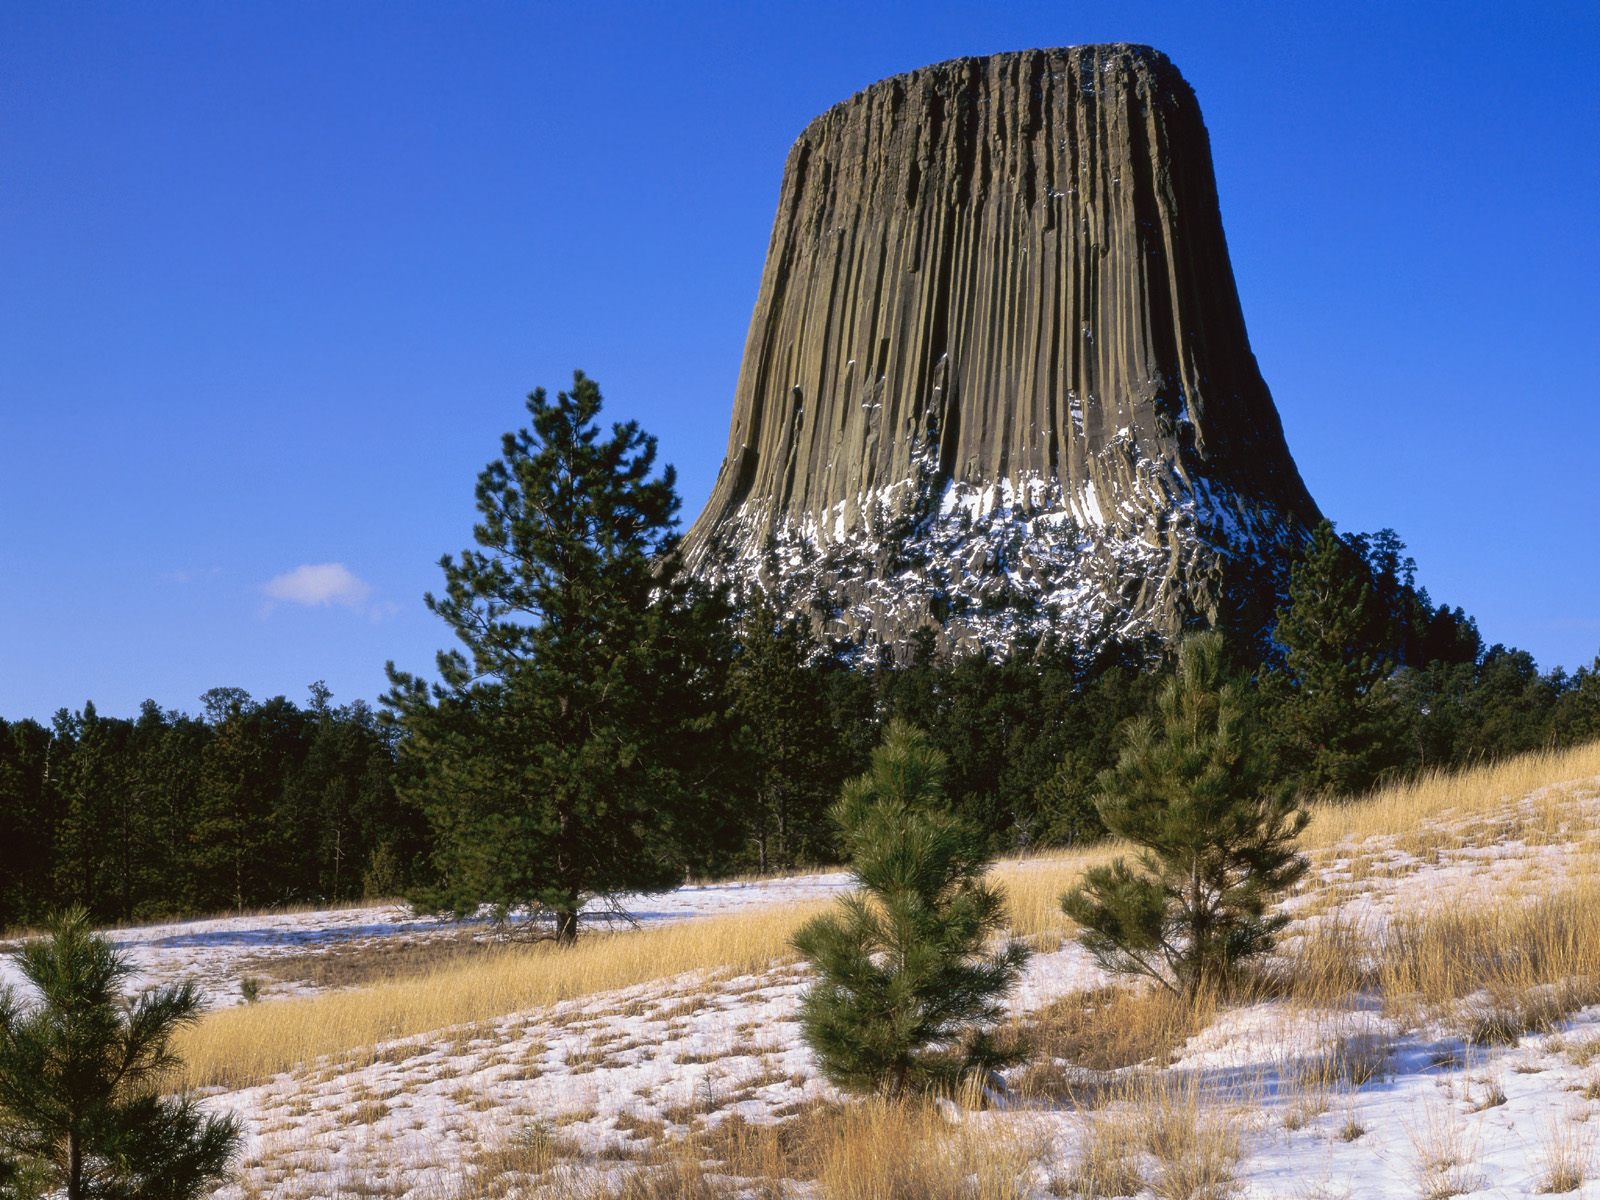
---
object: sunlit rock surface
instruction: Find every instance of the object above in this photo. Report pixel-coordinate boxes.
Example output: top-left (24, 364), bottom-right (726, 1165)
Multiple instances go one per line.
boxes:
top-left (685, 44), bottom-right (1322, 659)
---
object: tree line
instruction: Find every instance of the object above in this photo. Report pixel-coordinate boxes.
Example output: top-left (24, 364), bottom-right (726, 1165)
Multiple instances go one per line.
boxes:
top-left (0, 688), bottom-right (426, 929)
top-left (3, 372), bottom-right (1598, 933)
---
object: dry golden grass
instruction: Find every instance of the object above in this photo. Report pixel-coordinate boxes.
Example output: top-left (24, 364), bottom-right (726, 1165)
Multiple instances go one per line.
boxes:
top-left (1055, 1076), bottom-right (1243, 1200)
top-left (1277, 1031), bottom-right (1391, 1133)
top-left (177, 846), bottom-right (1098, 1090)
top-left (1261, 860), bottom-right (1600, 1056)
top-left (458, 1122), bottom-right (586, 1198)
top-left (1020, 985), bottom-right (1217, 1076)
top-left (185, 739), bottom-right (1600, 1097)
top-left (1012, 740), bottom-right (1600, 984)
top-left (178, 902), bottom-right (829, 1088)
top-left (1265, 915), bottom-right (1379, 1009)
top-left (1302, 740), bottom-right (1600, 856)
top-left (443, 1152), bottom-right (724, 1200)
top-left (991, 846), bottom-right (1118, 941)
top-left (1131, 1078), bottom-right (1244, 1200)
top-left (811, 1099), bottom-right (1040, 1200)
top-left (1536, 1115), bottom-right (1593, 1194)
top-left (684, 1103), bottom-right (840, 1183)
top-left (444, 1099), bottom-right (1046, 1200)
top-left (1056, 1111), bottom-right (1145, 1198)
top-left (1407, 1101), bottom-right (1481, 1200)
top-left (1303, 1033), bottom-right (1392, 1088)
top-left (1377, 877), bottom-right (1600, 1042)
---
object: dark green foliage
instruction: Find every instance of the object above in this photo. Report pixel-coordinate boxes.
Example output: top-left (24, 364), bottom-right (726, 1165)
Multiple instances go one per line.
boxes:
top-left (191, 696), bottom-right (287, 913)
top-left (1028, 650), bottom-right (1169, 846)
top-left (1264, 522), bottom-right (1489, 796)
top-left (1266, 521), bottom-right (1401, 794)
top-left (1, 498), bottom-right (1594, 935)
top-left (386, 372), bottom-right (735, 941)
top-left (727, 590), bottom-right (858, 871)
top-left (0, 718), bottom-right (57, 930)
top-left (1284, 519), bottom-right (1590, 778)
top-left (792, 721), bottom-right (1029, 1098)
top-left (1556, 656), bottom-right (1600, 745)
top-left (49, 705), bottom-right (129, 920)
top-left (1346, 528), bottom-right (1481, 671)
top-left (1062, 633), bottom-right (1308, 997)
top-left (0, 910), bottom-right (240, 1200)
top-left (874, 640), bottom-right (1165, 851)
top-left (1391, 645), bottom-right (1575, 769)
top-left (0, 688), bottom-right (418, 929)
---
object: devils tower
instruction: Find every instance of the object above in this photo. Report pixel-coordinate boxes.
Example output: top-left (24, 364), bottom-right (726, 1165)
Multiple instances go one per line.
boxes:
top-left (685, 44), bottom-right (1323, 658)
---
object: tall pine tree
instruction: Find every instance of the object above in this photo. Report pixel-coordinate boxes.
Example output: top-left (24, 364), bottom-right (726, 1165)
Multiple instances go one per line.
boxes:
top-left (386, 372), bottom-right (732, 943)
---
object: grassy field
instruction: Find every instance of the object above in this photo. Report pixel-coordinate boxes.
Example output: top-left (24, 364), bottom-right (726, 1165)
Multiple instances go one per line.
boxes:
top-left (180, 902), bottom-right (832, 1088)
top-left (180, 740), bottom-right (1600, 1092)
top-left (1301, 740), bottom-right (1600, 854)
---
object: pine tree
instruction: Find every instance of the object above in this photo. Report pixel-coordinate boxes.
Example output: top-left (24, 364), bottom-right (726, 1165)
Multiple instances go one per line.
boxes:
top-left (49, 705), bottom-right (119, 917)
top-left (792, 721), bottom-right (1029, 1099)
top-left (0, 909), bottom-right (240, 1199)
top-left (727, 590), bottom-right (849, 872)
top-left (192, 696), bottom-right (286, 913)
top-left (1556, 654), bottom-right (1600, 745)
top-left (0, 718), bottom-right (56, 929)
top-left (1061, 633), bottom-right (1308, 997)
top-left (1268, 521), bottom-right (1399, 794)
top-left (386, 371), bottom-right (734, 943)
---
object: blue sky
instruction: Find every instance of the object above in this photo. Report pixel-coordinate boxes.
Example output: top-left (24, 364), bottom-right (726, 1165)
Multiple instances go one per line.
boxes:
top-left (3, 2), bottom-right (1597, 721)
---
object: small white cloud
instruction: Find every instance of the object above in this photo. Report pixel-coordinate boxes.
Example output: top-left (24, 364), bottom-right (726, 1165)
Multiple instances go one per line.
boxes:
top-left (262, 563), bottom-right (373, 610)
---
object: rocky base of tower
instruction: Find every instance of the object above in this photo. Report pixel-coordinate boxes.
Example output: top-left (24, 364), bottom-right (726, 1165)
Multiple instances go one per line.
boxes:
top-left (691, 443), bottom-right (1309, 662)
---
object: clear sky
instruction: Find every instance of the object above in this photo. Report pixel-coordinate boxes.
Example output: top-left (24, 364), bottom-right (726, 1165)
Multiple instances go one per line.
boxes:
top-left (3, 2), bottom-right (1597, 722)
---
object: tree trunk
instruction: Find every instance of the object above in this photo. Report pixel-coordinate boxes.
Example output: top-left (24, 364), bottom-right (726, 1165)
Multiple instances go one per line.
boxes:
top-left (776, 793), bottom-right (788, 871)
top-left (332, 824), bottom-right (343, 899)
top-left (68, 1129), bottom-right (83, 1200)
top-left (555, 907), bottom-right (579, 945)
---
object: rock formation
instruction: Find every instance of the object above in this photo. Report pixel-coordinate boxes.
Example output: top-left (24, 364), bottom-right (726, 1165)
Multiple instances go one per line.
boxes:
top-left (684, 43), bottom-right (1323, 659)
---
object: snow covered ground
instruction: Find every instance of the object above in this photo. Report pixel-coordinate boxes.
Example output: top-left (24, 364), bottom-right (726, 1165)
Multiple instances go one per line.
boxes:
top-left (0, 871), bottom-right (853, 1008)
top-left (7, 771), bottom-right (1600, 1198)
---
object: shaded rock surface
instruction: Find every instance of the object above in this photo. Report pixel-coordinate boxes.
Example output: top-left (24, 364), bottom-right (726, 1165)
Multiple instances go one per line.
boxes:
top-left (685, 44), bottom-right (1323, 659)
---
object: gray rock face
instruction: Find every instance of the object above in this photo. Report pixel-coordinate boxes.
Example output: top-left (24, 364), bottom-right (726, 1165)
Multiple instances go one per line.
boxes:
top-left (685, 44), bottom-right (1323, 659)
